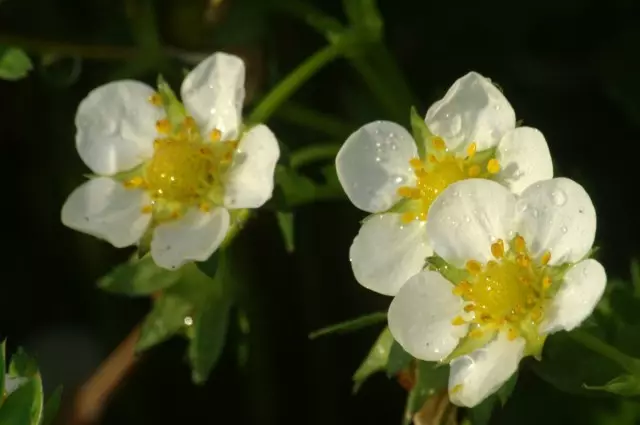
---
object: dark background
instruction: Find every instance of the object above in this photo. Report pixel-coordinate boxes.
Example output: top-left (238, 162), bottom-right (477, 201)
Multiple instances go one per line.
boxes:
top-left (1, 0), bottom-right (639, 424)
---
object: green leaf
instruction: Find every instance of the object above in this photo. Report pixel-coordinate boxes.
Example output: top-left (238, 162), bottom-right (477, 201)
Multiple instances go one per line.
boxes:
top-left (352, 327), bottom-right (393, 393)
top-left (41, 386), bottom-right (63, 425)
top-left (631, 259), bottom-right (640, 297)
top-left (188, 254), bottom-right (233, 384)
top-left (468, 395), bottom-right (497, 425)
top-left (386, 340), bottom-right (412, 377)
top-left (0, 47), bottom-right (33, 81)
top-left (409, 106), bottom-right (433, 158)
top-left (342, 0), bottom-right (383, 43)
top-left (276, 211), bottom-right (295, 253)
top-left (157, 74), bottom-right (187, 127)
top-left (585, 374), bottom-right (640, 396)
top-left (497, 372), bottom-right (518, 406)
top-left (136, 292), bottom-right (193, 352)
top-left (308, 311), bottom-right (386, 340)
top-left (98, 255), bottom-right (183, 296)
top-left (406, 361), bottom-right (449, 416)
top-left (0, 340), bottom-right (5, 407)
top-left (8, 349), bottom-right (38, 378)
top-left (0, 379), bottom-right (38, 425)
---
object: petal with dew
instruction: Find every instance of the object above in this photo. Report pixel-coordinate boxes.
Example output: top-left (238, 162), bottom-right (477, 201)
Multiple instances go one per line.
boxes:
top-left (350, 213), bottom-right (432, 296)
top-left (336, 120), bottom-right (417, 213)
top-left (515, 178), bottom-right (596, 265)
top-left (540, 259), bottom-right (606, 334)
top-left (448, 332), bottom-right (525, 407)
top-left (426, 179), bottom-right (516, 267)
top-left (61, 177), bottom-right (151, 248)
top-left (425, 72), bottom-right (515, 152)
top-left (75, 81), bottom-right (162, 175)
top-left (223, 124), bottom-right (280, 209)
top-left (151, 207), bottom-right (230, 270)
top-left (388, 270), bottom-right (467, 361)
top-left (181, 52), bottom-right (245, 141)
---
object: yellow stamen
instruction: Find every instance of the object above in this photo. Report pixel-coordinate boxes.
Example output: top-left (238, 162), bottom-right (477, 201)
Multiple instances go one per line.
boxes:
top-left (516, 254), bottom-right (530, 268)
top-left (542, 276), bottom-right (552, 289)
top-left (199, 203), bottom-right (211, 212)
top-left (466, 142), bottom-right (477, 158)
top-left (432, 137), bottom-right (446, 151)
top-left (156, 118), bottom-right (171, 134)
top-left (453, 281), bottom-right (471, 296)
top-left (466, 260), bottom-right (482, 275)
top-left (507, 328), bottom-right (519, 341)
top-left (428, 154), bottom-right (438, 164)
top-left (469, 329), bottom-right (484, 339)
top-left (467, 165), bottom-right (481, 177)
top-left (451, 316), bottom-right (466, 326)
top-left (464, 304), bottom-right (475, 313)
top-left (531, 308), bottom-right (543, 322)
top-left (487, 159), bottom-right (500, 174)
top-left (183, 116), bottom-right (197, 129)
top-left (541, 251), bottom-right (551, 266)
top-left (148, 93), bottom-right (162, 106)
top-left (141, 205), bottom-right (153, 214)
top-left (491, 239), bottom-right (505, 259)
top-left (209, 129), bottom-right (222, 142)
top-left (124, 176), bottom-right (144, 189)
top-left (401, 211), bottom-right (417, 224)
top-left (514, 235), bottom-right (526, 253)
top-left (409, 158), bottom-right (423, 169)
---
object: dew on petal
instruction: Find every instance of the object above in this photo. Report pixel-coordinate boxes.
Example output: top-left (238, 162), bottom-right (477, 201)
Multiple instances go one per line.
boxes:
top-left (551, 189), bottom-right (567, 206)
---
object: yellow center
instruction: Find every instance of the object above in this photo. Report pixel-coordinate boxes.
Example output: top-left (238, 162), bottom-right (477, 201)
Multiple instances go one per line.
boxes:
top-left (451, 236), bottom-right (552, 341)
top-left (396, 137), bottom-right (501, 223)
top-left (122, 108), bottom-right (237, 221)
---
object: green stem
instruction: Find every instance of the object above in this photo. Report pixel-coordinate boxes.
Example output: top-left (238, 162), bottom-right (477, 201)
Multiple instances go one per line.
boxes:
top-left (290, 143), bottom-right (341, 170)
top-left (248, 43), bottom-right (343, 125)
top-left (274, 102), bottom-right (354, 138)
top-left (569, 330), bottom-right (640, 374)
top-left (308, 311), bottom-right (386, 340)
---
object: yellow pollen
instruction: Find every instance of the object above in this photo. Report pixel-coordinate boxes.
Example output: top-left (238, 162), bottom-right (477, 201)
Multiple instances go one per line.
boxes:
top-left (148, 93), bottom-right (162, 106)
top-left (209, 129), bottom-right (222, 142)
top-left (491, 239), bottom-right (505, 259)
top-left (531, 308), bottom-right (543, 322)
top-left (466, 260), bottom-right (483, 275)
top-left (467, 165), bottom-right (481, 177)
top-left (487, 159), bottom-right (500, 174)
top-left (124, 176), bottom-right (145, 189)
top-left (397, 186), bottom-right (420, 199)
top-left (453, 281), bottom-right (472, 296)
top-left (451, 316), bottom-right (466, 326)
top-left (409, 158), bottom-right (423, 169)
top-left (507, 328), bottom-right (519, 341)
top-left (156, 118), bottom-right (171, 134)
top-left (170, 211), bottom-right (181, 219)
top-left (541, 251), bottom-right (551, 265)
top-left (514, 235), bottom-right (526, 253)
top-left (469, 329), bottom-right (484, 339)
top-left (183, 116), bottom-right (197, 129)
top-left (451, 384), bottom-right (463, 394)
top-left (542, 276), bottom-right (552, 289)
top-left (401, 211), bottom-right (417, 224)
top-left (516, 254), bottom-right (531, 268)
top-left (464, 304), bottom-right (475, 313)
top-left (141, 205), bottom-right (153, 214)
top-left (428, 154), bottom-right (438, 164)
top-left (466, 142), bottom-right (477, 158)
top-left (432, 137), bottom-right (446, 151)
top-left (145, 138), bottom-right (215, 203)
top-left (199, 202), bottom-right (211, 212)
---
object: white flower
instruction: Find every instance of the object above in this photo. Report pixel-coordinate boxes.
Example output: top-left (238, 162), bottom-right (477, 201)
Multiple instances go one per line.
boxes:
top-left (388, 178), bottom-right (606, 407)
top-left (4, 375), bottom-right (27, 394)
top-left (336, 72), bottom-right (553, 296)
top-left (61, 52), bottom-right (280, 270)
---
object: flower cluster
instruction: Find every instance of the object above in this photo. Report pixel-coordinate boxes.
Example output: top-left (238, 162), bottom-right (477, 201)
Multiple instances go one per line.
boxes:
top-left (61, 52), bottom-right (280, 270)
top-left (336, 72), bottom-right (605, 407)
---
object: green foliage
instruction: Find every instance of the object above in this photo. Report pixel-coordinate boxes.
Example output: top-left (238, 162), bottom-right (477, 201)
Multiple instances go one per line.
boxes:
top-left (0, 47), bottom-right (33, 80)
top-left (404, 361), bottom-right (449, 424)
top-left (386, 340), bottom-right (413, 378)
top-left (276, 211), bottom-right (295, 253)
top-left (409, 106), bottom-right (433, 158)
top-left (308, 311), bottom-right (386, 340)
top-left (352, 327), bottom-right (394, 392)
top-left (98, 254), bottom-right (183, 296)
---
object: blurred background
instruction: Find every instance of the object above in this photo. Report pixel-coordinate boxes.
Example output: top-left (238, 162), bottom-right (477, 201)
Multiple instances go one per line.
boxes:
top-left (1, 0), bottom-right (639, 424)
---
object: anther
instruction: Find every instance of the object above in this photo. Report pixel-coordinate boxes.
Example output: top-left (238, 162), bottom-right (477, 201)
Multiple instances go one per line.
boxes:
top-left (124, 176), bottom-right (144, 189)
top-left (514, 235), bottom-right (526, 253)
top-left (467, 165), bottom-right (481, 177)
top-left (409, 158), bottom-right (423, 169)
top-left (209, 129), bottom-right (222, 142)
top-left (148, 93), bottom-right (162, 106)
top-left (466, 142), bottom-right (477, 158)
top-left (451, 316), bottom-right (466, 326)
top-left (465, 260), bottom-right (482, 275)
top-left (428, 154), bottom-right (438, 164)
top-left (432, 137), bottom-right (446, 151)
top-left (183, 116), bottom-right (196, 129)
top-left (397, 186), bottom-right (413, 198)
top-left (469, 329), bottom-right (484, 339)
top-left (464, 304), bottom-right (475, 313)
top-left (491, 239), bottom-right (505, 259)
top-left (141, 205), bottom-right (153, 214)
top-left (156, 118), bottom-right (171, 134)
top-left (507, 328), bottom-right (518, 341)
top-left (199, 203), bottom-right (211, 212)
top-left (516, 254), bottom-right (530, 268)
top-left (541, 251), bottom-right (551, 266)
top-left (487, 159), bottom-right (500, 174)
top-left (401, 211), bottom-right (416, 224)
top-left (542, 276), bottom-right (552, 289)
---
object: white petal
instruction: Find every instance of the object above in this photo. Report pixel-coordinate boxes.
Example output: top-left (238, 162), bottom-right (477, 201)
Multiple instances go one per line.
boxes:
top-left (388, 271), bottom-right (467, 361)
top-left (426, 179), bottom-right (516, 267)
top-left (336, 121), bottom-right (417, 213)
top-left (181, 52), bottom-right (245, 141)
top-left (495, 127), bottom-right (553, 194)
top-left (349, 214), bottom-right (432, 296)
top-left (540, 259), bottom-right (606, 334)
top-left (4, 376), bottom-right (27, 394)
top-left (448, 333), bottom-right (525, 407)
top-left (515, 178), bottom-right (596, 265)
top-left (425, 72), bottom-right (516, 152)
top-left (61, 177), bottom-right (151, 248)
top-left (223, 124), bottom-right (280, 209)
top-left (75, 81), bottom-right (162, 175)
top-left (151, 207), bottom-right (230, 270)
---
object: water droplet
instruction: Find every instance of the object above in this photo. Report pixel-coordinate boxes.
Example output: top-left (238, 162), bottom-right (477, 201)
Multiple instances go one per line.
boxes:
top-left (375, 141), bottom-right (382, 148)
top-left (393, 175), bottom-right (405, 184)
top-left (452, 190), bottom-right (460, 197)
top-left (375, 156), bottom-right (382, 163)
top-left (551, 189), bottom-right (567, 206)
top-left (390, 143), bottom-right (398, 151)
top-left (464, 216), bottom-right (471, 223)
top-left (561, 226), bottom-right (568, 234)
